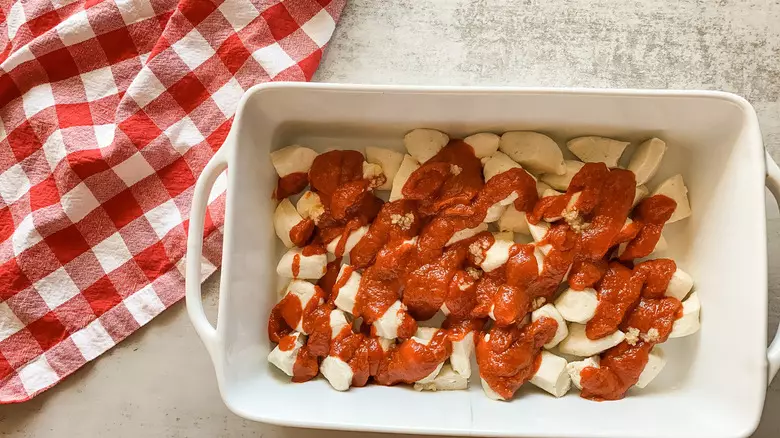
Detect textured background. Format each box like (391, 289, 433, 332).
(2, 0, 780, 436)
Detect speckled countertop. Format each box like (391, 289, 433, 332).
(2, 1, 780, 436)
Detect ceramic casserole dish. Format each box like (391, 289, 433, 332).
(186, 83, 780, 438)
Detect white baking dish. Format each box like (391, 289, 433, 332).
(186, 83, 780, 438)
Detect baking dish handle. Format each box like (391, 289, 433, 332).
(185, 145, 228, 361)
(765, 151, 780, 383)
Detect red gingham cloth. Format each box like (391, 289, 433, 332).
(0, 0, 345, 403)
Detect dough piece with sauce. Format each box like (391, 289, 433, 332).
(539, 188, 570, 223)
(464, 132, 500, 158)
(616, 234, 668, 259)
(664, 268, 694, 301)
(530, 351, 571, 397)
(499, 131, 566, 175)
(669, 291, 700, 338)
(652, 174, 692, 223)
(321, 334, 393, 391)
(412, 328, 446, 384)
(270, 145, 318, 177)
(566, 136, 629, 168)
(268, 332, 306, 376)
(482, 153, 531, 223)
(389, 155, 421, 201)
(532, 304, 568, 349)
(477, 236, 515, 272)
(274, 198, 304, 248)
(527, 217, 550, 254)
(276, 247, 327, 280)
(483, 151, 522, 181)
(326, 226, 370, 256)
(635, 346, 666, 389)
(450, 331, 475, 378)
(373, 301, 414, 339)
(628, 138, 667, 186)
(414, 364, 468, 391)
(320, 355, 353, 391)
(554, 288, 598, 324)
(446, 223, 489, 246)
(296, 191, 325, 224)
(540, 160, 586, 191)
(328, 309, 351, 337)
(277, 280, 325, 333)
(484, 204, 509, 223)
(362, 162, 385, 188)
(481, 378, 506, 400)
(404, 129, 448, 163)
(566, 355, 600, 390)
(333, 265, 361, 314)
(366, 146, 404, 190)
(496, 181, 562, 236)
(558, 323, 625, 357)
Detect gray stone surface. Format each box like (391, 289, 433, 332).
(2, 0, 780, 436)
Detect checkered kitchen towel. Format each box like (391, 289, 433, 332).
(0, 0, 345, 403)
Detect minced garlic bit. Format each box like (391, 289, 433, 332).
(466, 267, 482, 280)
(362, 162, 386, 189)
(562, 209, 590, 233)
(457, 277, 474, 291)
(450, 164, 462, 175)
(641, 328, 660, 343)
(390, 212, 414, 230)
(310, 207, 324, 225)
(468, 241, 486, 265)
(532, 297, 546, 310)
(625, 327, 640, 346)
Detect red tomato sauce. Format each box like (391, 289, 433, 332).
(529, 164, 636, 295)
(268, 140, 687, 397)
(403, 140, 484, 216)
(587, 259, 678, 340)
(309, 150, 365, 196)
(619, 195, 677, 261)
(580, 341, 653, 400)
(292, 346, 319, 382)
(291, 254, 300, 278)
(289, 218, 314, 247)
(328, 331, 389, 387)
(621, 297, 682, 343)
(375, 329, 452, 385)
(268, 305, 293, 343)
(275, 172, 308, 199)
(276, 292, 303, 332)
(568, 259, 608, 290)
(443, 317, 486, 341)
(308, 150, 382, 252)
(318, 257, 342, 299)
(277, 332, 297, 351)
(580, 260, 681, 401)
(441, 270, 479, 319)
(404, 246, 467, 320)
(349, 200, 420, 268)
(476, 317, 558, 399)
